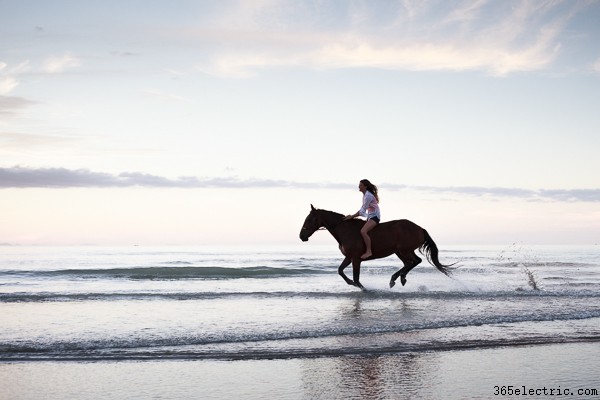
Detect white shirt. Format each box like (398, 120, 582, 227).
(358, 191, 380, 220)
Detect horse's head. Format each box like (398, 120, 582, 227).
(299, 204, 322, 242)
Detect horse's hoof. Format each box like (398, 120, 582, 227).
(389, 280, 396, 288)
(401, 276, 407, 286)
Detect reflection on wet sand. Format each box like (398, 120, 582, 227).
(300, 295, 441, 399)
(300, 352, 439, 399)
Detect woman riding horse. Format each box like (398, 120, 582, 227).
(300, 205, 453, 289)
(343, 179, 380, 260)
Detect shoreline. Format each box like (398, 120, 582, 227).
(2, 335, 600, 363)
(2, 342, 599, 400)
(3, 316, 599, 363)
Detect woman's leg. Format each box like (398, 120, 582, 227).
(360, 220, 376, 259)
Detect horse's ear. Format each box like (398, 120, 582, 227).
(310, 204, 316, 211)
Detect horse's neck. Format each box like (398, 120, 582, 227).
(323, 211, 366, 245)
(319, 210, 343, 227)
(319, 210, 344, 242)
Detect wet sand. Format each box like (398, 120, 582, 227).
(2, 342, 599, 400)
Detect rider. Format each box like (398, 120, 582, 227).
(344, 179, 380, 259)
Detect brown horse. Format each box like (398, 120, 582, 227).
(299, 205, 453, 289)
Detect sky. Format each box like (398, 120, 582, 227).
(1, 0, 599, 246)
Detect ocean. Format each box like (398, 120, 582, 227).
(1, 244, 599, 399)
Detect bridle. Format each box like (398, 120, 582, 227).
(302, 211, 343, 235)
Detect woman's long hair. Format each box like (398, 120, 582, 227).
(360, 179, 379, 202)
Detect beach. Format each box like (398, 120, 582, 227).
(2, 342, 599, 399)
(1, 245, 599, 399)
(3, 1, 600, 398)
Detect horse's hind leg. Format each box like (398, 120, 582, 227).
(390, 254, 409, 288)
(390, 252, 422, 288)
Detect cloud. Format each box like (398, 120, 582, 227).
(191, 0, 589, 77)
(387, 183, 536, 199)
(538, 189, 600, 202)
(0, 76, 19, 95)
(593, 57, 600, 74)
(0, 61, 31, 95)
(0, 55, 79, 100)
(0, 166, 303, 189)
(111, 51, 138, 57)
(442, 0, 487, 25)
(41, 53, 81, 73)
(0, 58, 81, 97)
(0, 96, 38, 116)
(1, 166, 598, 202)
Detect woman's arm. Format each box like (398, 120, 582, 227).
(344, 192, 371, 220)
(344, 211, 360, 220)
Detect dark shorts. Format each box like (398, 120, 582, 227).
(368, 216, 380, 224)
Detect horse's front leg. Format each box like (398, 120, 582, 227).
(337, 256, 354, 286)
(352, 258, 365, 290)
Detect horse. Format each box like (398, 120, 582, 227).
(299, 205, 454, 289)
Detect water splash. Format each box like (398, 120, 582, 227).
(497, 243, 543, 291)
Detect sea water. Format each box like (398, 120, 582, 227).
(1, 244, 599, 398)
(1, 244, 599, 361)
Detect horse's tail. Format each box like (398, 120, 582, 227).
(419, 229, 454, 276)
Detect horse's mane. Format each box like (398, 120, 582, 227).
(316, 208, 345, 220)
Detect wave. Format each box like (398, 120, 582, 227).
(2, 314, 600, 361)
(2, 287, 600, 302)
(0, 265, 331, 280)
(4, 337, 599, 362)
(3, 286, 600, 302)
